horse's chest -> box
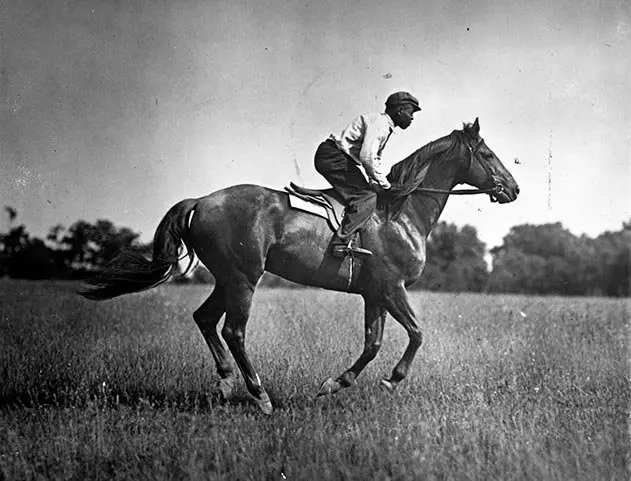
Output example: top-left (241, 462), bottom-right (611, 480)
top-left (380, 221), bottom-right (427, 281)
top-left (401, 243), bottom-right (426, 280)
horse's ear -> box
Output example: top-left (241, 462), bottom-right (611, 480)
top-left (473, 117), bottom-right (480, 134)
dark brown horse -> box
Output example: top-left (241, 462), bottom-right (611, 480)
top-left (81, 118), bottom-right (519, 414)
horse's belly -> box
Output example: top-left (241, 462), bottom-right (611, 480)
top-left (265, 241), bottom-right (362, 293)
top-left (264, 214), bottom-right (363, 292)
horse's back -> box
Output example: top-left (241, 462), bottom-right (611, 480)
top-left (194, 184), bottom-right (285, 227)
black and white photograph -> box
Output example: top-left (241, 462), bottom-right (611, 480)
top-left (1, 0), bottom-right (629, 479)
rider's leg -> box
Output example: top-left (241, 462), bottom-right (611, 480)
top-left (314, 140), bottom-right (378, 257)
top-left (331, 195), bottom-right (377, 257)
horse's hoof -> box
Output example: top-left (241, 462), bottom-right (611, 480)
top-left (254, 392), bottom-right (273, 415)
top-left (218, 377), bottom-right (235, 400)
top-left (380, 379), bottom-right (397, 392)
top-left (315, 377), bottom-right (342, 398)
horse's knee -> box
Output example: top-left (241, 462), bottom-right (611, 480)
top-left (221, 324), bottom-right (244, 348)
top-left (365, 340), bottom-right (382, 359)
top-left (409, 328), bottom-right (423, 347)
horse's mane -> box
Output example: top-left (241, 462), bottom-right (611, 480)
top-left (387, 130), bottom-right (462, 193)
top-left (382, 130), bottom-right (463, 219)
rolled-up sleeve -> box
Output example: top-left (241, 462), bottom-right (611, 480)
top-left (359, 123), bottom-right (391, 189)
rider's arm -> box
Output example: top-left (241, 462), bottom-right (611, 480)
top-left (359, 122), bottom-right (391, 190)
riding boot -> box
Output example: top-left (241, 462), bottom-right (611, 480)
top-left (330, 232), bottom-right (373, 259)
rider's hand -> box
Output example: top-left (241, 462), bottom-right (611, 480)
top-left (370, 181), bottom-right (391, 194)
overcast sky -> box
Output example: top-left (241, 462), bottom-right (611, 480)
top-left (1, 0), bottom-right (630, 249)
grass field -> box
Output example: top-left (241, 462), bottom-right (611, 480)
top-left (0, 279), bottom-right (629, 480)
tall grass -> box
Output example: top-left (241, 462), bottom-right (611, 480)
top-left (0, 279), bottom-right (629, 480)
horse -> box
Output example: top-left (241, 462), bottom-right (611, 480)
top-left (80, 118), bottom-right (519, 414)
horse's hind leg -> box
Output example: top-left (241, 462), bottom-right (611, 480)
top-left (222, 282), bottom-right (273, 415)
top-left (193, 284), bottom-right (237, 399)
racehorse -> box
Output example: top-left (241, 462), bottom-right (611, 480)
top-left (81, 118), bottom-right (519, 414)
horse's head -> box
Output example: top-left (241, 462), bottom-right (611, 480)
top-left (458, 118), bottom-right (519, 204)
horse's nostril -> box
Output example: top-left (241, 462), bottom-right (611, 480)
top-left (515, 186), bottom-right (520, 195)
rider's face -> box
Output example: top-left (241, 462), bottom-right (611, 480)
top-left (393, 105), bottom-right (416, 130)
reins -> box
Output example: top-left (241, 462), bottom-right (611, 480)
top-left (415, 186), bottom-right (500, 195)
top-left (414, 139), bottom-right (505, 201)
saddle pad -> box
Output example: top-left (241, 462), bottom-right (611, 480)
top-left (288, 193), bottom-right (328, 219)
top-left (287, 193), bottom-right (341, 231)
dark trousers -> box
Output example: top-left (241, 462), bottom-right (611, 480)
top-left (314, 139), bottom-right (377, 240)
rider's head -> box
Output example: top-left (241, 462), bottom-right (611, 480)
top-left (385, 91), bottom-right (421, 130)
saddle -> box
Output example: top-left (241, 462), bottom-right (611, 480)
top-left (285, 182), bottom-right (373, 261)
top-left (284, 182), bottom-right (345, 232)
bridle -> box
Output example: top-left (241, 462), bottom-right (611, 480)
top-left (415, 137), bottom-right (505, 202)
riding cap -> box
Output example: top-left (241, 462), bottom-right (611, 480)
top-left (385, 91), bottom-right (421, 112)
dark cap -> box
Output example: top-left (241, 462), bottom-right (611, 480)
top-left (385, 91), bottom-right (421, 112)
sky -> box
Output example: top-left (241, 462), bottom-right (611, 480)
top-left (1, 0), bottom-right (630, 250)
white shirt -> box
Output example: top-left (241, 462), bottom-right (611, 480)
top-left (329, 112), bottom-right (395, 189)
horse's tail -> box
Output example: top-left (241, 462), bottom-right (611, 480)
top-left (79, 198), bottom-right (198, 301)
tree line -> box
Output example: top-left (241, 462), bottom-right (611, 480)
top-left (1, 207), bottom-right (628, 297)
top-left (0, 207), bottom-right (150, 280)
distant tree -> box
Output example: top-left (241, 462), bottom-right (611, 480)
top-left (413, 222), bottom-right (488, 292)
top-left (1, 224), bottom-right (30, 257)
top-left (607, 247), bottom-right (630, 297)
top-left (61, 220), bottom-right (95, 270)
top-left (592, 221), bottom-right (631, 297)
top-left (57, 219), bottom-right (144, 272)
top-left (1, 207), bottom-right (24, 276)
top-left (489, 223), bottom-right (579, 295)
top-left (89, 220), bottom-right (141, 268)
top-left (4, 206), bottom-right (17, 226)
top-left (0, 224), bottom-right (55, 279)
top-left (46, 224), bottom-right (66, 248)
top-left (487, 222), bottom-right (628, 296)
top-left (1, 211), bottom-right (147, 279)
top-left (0, 224), bottom-right (29, 276)
top-left (8, 237), bottom-right (56, 279)
top-left (486, 245), bottom-right (546, 294)
top-left (46, 224), bottom-right (71, 276)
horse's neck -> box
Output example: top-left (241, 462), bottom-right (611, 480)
top-left (406, 154), bottom-right (462, 235)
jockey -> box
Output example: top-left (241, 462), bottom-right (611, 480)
top-left (314, 91), bottom-right (421, 258)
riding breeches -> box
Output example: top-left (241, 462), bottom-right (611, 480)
top-left (314, 139), bottom-right (377, 240)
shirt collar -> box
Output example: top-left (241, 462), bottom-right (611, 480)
top-left (384, 113), bottom-right (396, 132)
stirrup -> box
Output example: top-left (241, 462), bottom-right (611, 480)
top-left (331, 240), bottom-right (373, 260)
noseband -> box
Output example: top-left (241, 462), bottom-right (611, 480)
top-left (416, 137), bottom-right (505, 201)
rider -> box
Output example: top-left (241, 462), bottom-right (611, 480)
top-left (314, 91), bottom-right (421, 258)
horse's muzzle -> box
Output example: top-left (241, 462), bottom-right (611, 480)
top-left (491, 183), bottom-right (519, 204)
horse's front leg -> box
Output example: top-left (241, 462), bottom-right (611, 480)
top-left (316, 298), bottom-right (386, 397)
top-left (380, 283), bottom-right (423, 391)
